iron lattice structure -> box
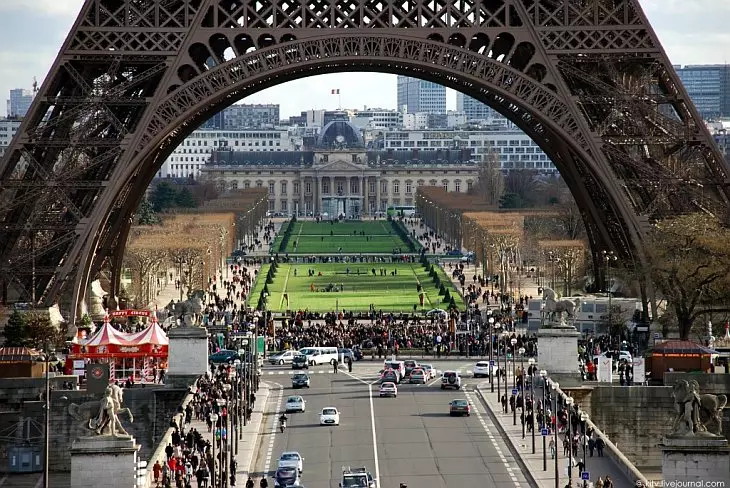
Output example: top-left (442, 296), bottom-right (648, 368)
top-left (0, 0), bottom-right (728, 320)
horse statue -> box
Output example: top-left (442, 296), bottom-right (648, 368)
top-left (670, 379), bottom-right (728, 437)
top-left (173, 297), bottom-right (204, 327)
top-left (540, 287), bottom-right (581, 327)
top-left (88, 384), bottom-right (134, 437)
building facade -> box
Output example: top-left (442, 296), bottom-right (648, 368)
top-left (0, 118), bottom-right (21, 159)
top-left (200, 121), bottom-right (479, 216)
top-left (6, 89), bottom-right (33, 118)
top-left (382, 129), bottom-right (557, 172)
top-left (396, 76), bottom-right (446, 114)
top-left (456, 92), bottom-right (497, 121)
top-left (158, 129), bottom-right (297, 179)
top-left (223, 104), bottom-right (280, 129)
top-left (675, 64), bottom-right (730, 120)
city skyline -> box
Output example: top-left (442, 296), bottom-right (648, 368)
top-left (0, 0), bottom-right (728, 118)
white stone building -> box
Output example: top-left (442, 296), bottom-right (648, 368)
top-left (0, 118), bottom-right (21, 159)
top-left (200, 121), bottom-right (479, 217)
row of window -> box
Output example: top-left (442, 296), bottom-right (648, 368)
top-left (220, 178), bottom-right (471, 195)
top-left (265, 198), bottom-right (417, 213)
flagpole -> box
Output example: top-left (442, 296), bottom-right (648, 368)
top-left (338, 91), bottom-right (342, 110)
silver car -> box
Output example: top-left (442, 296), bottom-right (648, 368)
top-left (268, 350), bottom-right (299, 365)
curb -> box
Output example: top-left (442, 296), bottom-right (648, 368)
top-left (241, 384), bottom-right (272, 476)
top-left (475, 387), bottom-right (540, 488)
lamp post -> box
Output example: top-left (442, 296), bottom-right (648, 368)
top-left (540, 369), bottom-right (547, 471)
top-left (488, 315), bottom-right (495, 393)
top-left (566, 396), bottom-right (575, 486)
top-left (217, 398), bottom-right (229, 488)
top-left (580, 411), bottom-right (588, 474)
top-left (233, 359), bottom-right (241, 455)
top-left (602, 250), bottom-right (617, 345)
top-left (173, 257), bottom-right (187, 302)
top-left (552, 381), bottom-right (560, 488)
top-left (495, 322), bottom-right (502, 403)
top-left (528, 357), bottom-right (536, 453)
top-left (519, 346), bottom-right (526, 439)
top-left (510, 337), bottom-right (517, 426)
top-left (210, 412), bottom-right (219, 488)
top-left (43, 346), bottom-right (55, 488)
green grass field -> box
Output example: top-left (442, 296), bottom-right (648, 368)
top-left (247, 262), bottom-right (465, 313)
top-left (272, 220), bottom-right (418, 254)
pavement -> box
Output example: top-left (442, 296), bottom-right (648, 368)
top-left (475, 378), bottom-right (635, 488)
top-left (246, 360), bottom-right (532, 488)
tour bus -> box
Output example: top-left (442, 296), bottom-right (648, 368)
top-left (386, 205), bottom-right (417, 218)
top-left (298, 346), bottom-right (339, 366)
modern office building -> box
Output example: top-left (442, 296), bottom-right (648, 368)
top-left (0, 118), bottom-right (22, 159)
top-left (6, 89), bottom-right (33, 118)
top-left (200, 120), bottom-right (478, 216)
top-left (396, 76), bottom-right (447, 115)
top-left (158, 128), bottom-right (297, 179)
top-left (675, 64), bottom-right (730, 120)
top-left (349, 108), bottom-right (402, 130)
top-left (382, 129), bottom-right (556, 172)
top-left (223, 104), bottom-right (280, 129)
top-left (456, 92), bottom-right (497, 121)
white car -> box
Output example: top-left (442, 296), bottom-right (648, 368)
top-left (320, 407), bottom-right (340, 425)
top-left (472, 361), bottom-right (491, 378)
top-left (278, 451), bottom-right (304, 473)
top-left (269, 350), bottom-right (300, 365)
top-left (379, 382), bottom-right (398, 397)
top-left (421, 364), bottom-right (436, 380)
top-left (285, 395), bottom-right (306, 413)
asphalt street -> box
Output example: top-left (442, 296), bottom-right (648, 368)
top-left (249, 361), bottom-right (531, 488)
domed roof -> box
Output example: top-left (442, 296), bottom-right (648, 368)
top-left (316, 120), bottom-right (364, 149)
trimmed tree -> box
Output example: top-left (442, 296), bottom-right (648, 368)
top-left (3, 311), bottom-right (28, 347)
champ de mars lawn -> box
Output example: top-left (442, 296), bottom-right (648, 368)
top-left (272, 219), bottom-right (417, 254)
top-left (251, 262), bottom-right (465, 313)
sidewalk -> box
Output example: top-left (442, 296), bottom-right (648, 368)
top-left (476, 379), bottom-right (634, 488)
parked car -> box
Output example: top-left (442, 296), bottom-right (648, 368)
top-left (209, 350), bottom-right (240, 364)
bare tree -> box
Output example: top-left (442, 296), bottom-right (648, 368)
top-left (472, 149), bottom-right (504, 206)
top-left (502, 170), bottom-right (539, 207)
top-left (556, 200), bottom-right (586, 240)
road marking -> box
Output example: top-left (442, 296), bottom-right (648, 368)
top-left (427, 376), bottom-right (442, 387)
top-left (263, 383), bottom-right (284, 477)
top-left (342, 371), bottom-right (381, 488)
top-left (465, 391), bottom-right (522, 487)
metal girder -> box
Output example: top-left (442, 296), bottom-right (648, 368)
top-left (0, 0), bottom-right (727, 321)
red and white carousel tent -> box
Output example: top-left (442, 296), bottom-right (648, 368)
top-left (67, 313), bottom-right (169, 383)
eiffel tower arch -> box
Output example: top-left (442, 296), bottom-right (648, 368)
top-left (0, 0), bottom-right (728, 322)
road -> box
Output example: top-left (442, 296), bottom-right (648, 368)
top-left (250, 361), bottom-right (531, 488)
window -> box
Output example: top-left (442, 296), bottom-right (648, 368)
top-left (323, 180), bottom-right (330, 194)
top-left (336, 181), bottom-right (344, 195)
top-left (393, 181), bottom-right (400, 194)
top-left (268, 199), bottom-right (275, 211)
top-left (281, 200), bottom-right (288, 211)
top-left (293, 182), bottom-right (300, 195)
top-left (467, 180), bottom-right (473, 192)
top-left (256, 181), bottom-right (263, 188)
top-left (350, 180), bottom-right (358, 194)
top-left (269, 182), bottom-right (275, 194)
top-left (442, 180), bottom-right (449, 192)
top-left (369, 181), bottom-right (376, 194)
top-left (405, 182), bottom-right (412, 194)
top-left (231, 180), bottom-right (239, 190)
top-left (244, 180), bottom-right (251, 189)
top-left (305, 182), bottom-right (311, 194)
top-left (381, 181), bottom-right (388, 194)
top-left (281, 181), bottom-right (287, 195)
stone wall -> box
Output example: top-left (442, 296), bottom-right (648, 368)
top-left (586, 386), bottom-right (675, 471)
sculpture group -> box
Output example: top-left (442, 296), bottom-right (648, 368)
top-left (166, 297), bottom-right (204, 327)
top-left (69, 383), bottom-right (135, 437)
top-left (540, 287), bottom-right (581, 327)
top-left (670, 379), bottom-right (727, 438)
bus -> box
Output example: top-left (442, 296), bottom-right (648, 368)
top-left (386, 205), bottom-right (417, 217)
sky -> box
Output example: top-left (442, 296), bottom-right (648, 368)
top-left (0, 0), bottom-right (728, 118)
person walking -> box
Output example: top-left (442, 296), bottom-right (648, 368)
top-left (596, 436), bottom-right (605, 457)
top-left (332, 357), bottom-right (339, 374)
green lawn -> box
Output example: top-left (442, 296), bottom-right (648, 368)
top-left (273, 220), bottom-right (419, 254)
top-left (250, 262), bottom-right (465, 313)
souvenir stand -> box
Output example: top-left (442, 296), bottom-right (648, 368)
top-left (67, 312), bottom-right (169, 383)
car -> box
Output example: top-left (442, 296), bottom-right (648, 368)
top-left (340, 466), bottom-right (376, 488)
top-left (441, 371), bottom-right (462, 390)
top-left (209, 350), bottom-right (240, 364)
top-left (278, 451), bottom-right (304, 473)
top-left (409, 368), bottom-right (426, 384)
top-left (421, 363), bottom-right (436, 380)
top-left (274, 466), bottom-right (301, 487)
top-left (292, 373), bottom-right (310, 389)
top-left (472, 361), bottom-right (491, 378)
top-left (449, 398), bottom-right (471, 416)
top-left (285, 395), bottom-right (306, 413)
top-left (379, 382), bottom-right (398, 397)
top-left (320, 407), bottom-right (340, 425)
top-left (291, 354), bottom-right (309, 369)
top-left (379, 368), bottom-right (399, 384)
top-left (338, 348), bottom-right (356, 362)
top-left (269, 350), bottom-right (300, 365)
top-left (403, 359), bottom-right (419, 378)
top-left (383, 360), bottom-right (405, 380)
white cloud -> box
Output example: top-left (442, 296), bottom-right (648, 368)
top-left (0, 0), bottom-right (83, 16)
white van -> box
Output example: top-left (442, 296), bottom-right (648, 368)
top-left (299, 346), bottom-right (339, 366)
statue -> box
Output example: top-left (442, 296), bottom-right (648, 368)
top-left (88, 384), bottom-right (135, 437)
top-left (540, 287), bottom-right (581, 327)
top-left (670, 379), bottom-right (727, 438)
top-left (172, 297), bottom-right (203, 327)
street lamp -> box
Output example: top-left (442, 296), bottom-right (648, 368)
top-left (510, 337), bottom-right (517, 426)
top-left (552, 381), bottom-right (560, 488)
top-left (233, 359), bottom-right (241, 455)
top-left (42, 346), bottom-right (55, 488)
top-left (495, 322), bottom-right (502, 403)
top-left (173, 257), bottom-right (187, 302)
top-left (518, 347), bottom-right (526, 439)
top-left (566, 396), bottom-right (575, 486)
top-left (540, 369), bottom-right (548, 471)
top-left (528, 358), bottom-right (536, 454)
top-left (216, 398), bottom-right (229, 488)
top-left (488, 315), bottom-right (495, 393)
top-left (602, 250), bottom-right (618, 345)
top-left (210, 412), bottom-right (219, 488)
top-left (580, 411), bottom-right (588, 474)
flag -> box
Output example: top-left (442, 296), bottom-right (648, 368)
top-left (331, 89), bottom-right (340, 94)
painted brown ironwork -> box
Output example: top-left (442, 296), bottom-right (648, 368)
top-left (0, 0), bottom-right (728, 321)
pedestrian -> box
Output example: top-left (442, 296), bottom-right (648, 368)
top-left (596, 436), bottom-right (605, 457)
top-left (549, 438), bottom-right (556, 459)
top-left (153, 460), bottom-right (162, 486)
top-left (246, 476), bottom-right (254, 488)
top-left (595, 477), bottom-right (604, 488)
top-left (333, 357), bottom-right (339, 374)
top-left (603, 475), bottom-right (613, 488)
top-left (588, 436), bottom-right (595, 457)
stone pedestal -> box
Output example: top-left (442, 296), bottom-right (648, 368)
top-left (537, 326), bottom-right (581, 387)
top-left (70, 436), bottom-right (140, 488)
top-left (166, 326), bottom-right (209, 387)
top-left (661, 436), bottom-right (730, 484)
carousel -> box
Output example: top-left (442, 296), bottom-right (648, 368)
top-left (66, 311), bottom-right (169, 383)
